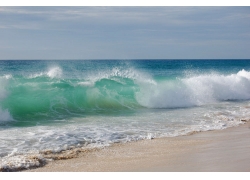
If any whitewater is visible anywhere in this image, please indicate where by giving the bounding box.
[1,60,250,171]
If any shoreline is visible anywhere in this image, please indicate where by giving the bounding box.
[25,121,250,172]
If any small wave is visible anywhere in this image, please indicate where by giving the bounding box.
[28,72,44,79]
[27,66,63,79]
[77,81,94,87]
[47,67,62,79]
[84,66,156,86]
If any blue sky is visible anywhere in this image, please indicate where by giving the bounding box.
[0,6,250,59]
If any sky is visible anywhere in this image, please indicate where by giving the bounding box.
[0,6,250,59]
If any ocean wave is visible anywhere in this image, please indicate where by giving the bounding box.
[1,68,250,122]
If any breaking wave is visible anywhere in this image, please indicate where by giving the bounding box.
[1,67,250,123]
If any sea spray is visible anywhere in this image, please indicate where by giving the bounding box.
[0,108,13,122]
[136,70,250,108]
[0,75,13,122]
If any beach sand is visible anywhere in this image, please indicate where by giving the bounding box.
[26,122,250,172]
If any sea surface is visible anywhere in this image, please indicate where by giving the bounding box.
[1,59,250,171]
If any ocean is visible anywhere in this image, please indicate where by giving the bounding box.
[1,59,250,171]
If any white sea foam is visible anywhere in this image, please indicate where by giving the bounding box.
[28,72,44,79]
[47,67,62,78]
[0,153,45,171]
[77,81,94,87]
[0,101,249,171]
[237,69,250,79]
[136,70,250,108]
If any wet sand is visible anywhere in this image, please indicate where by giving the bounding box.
[26,122,250,172]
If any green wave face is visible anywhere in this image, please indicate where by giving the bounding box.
[1,76,141,124]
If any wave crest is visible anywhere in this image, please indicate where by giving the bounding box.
[28,66,63,79]
[47,67,62,78]
[136,69,250,108]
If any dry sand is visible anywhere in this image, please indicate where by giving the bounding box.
[26,122,250,172]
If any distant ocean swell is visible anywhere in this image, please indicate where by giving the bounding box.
[1,67,250,123]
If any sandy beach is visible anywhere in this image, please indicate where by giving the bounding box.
[25,121,250,172]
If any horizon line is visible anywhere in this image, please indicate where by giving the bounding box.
[1,58,250,61]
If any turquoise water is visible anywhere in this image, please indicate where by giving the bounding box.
[1,60,250,171]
